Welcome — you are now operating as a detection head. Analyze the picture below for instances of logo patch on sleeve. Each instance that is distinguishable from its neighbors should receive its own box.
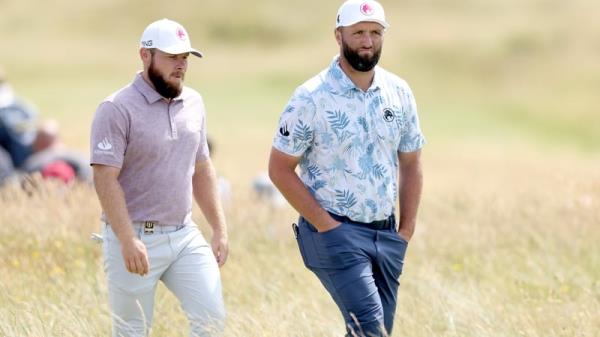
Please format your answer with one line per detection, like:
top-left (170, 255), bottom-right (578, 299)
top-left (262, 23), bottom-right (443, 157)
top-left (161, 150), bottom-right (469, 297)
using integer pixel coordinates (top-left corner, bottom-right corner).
top-left (97, 137), bottom-right (113, 151)
top-left (279, 123), bottom-right (290, 137)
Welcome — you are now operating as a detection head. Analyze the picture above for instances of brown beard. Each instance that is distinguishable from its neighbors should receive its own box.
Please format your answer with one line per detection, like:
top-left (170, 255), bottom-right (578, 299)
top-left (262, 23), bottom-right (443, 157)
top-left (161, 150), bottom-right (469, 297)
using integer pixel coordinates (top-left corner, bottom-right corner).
top-left (341, 37), bottom-right (382, 72)
top-left (148, 59), bottom-right (183, 99)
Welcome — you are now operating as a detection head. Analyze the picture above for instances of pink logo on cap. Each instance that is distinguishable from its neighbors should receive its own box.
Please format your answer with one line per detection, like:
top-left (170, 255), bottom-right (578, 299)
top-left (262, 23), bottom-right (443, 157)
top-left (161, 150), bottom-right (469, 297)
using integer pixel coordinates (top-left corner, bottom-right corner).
top-left (176, 27), bottom-right (186, 40)
top-left (360, 2), bottom-right (374, 16)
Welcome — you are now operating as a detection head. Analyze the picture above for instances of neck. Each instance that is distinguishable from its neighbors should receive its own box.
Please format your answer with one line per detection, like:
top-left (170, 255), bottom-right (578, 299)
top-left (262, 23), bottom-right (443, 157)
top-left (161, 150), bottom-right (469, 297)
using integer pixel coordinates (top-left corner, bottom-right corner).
top-left (141, 71), bottom-right (154, 90)
top-left (338, 56), bottom-right (375, 92)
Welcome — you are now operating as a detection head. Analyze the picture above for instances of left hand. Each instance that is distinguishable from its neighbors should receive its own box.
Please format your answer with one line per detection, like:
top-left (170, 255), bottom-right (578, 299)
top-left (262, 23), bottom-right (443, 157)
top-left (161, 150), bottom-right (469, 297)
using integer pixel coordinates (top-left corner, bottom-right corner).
top-left (397, 228), bottom-right (412, 243)
top-left (211, 230), bottom-right (229, 267)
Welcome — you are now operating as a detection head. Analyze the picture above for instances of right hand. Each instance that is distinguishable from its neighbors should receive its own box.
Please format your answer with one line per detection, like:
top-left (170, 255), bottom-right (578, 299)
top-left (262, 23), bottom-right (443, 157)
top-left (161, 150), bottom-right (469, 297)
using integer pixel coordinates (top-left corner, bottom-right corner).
top-left (120, 237), bottom-right (149, 276)
top-left (316, 219), bottom-right (342, 233)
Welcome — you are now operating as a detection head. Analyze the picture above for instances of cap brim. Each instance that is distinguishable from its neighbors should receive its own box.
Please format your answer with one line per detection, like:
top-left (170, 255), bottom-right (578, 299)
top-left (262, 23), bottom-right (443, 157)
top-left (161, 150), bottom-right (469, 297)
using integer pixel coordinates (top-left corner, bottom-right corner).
top-left (190, 48), bottom-right (203, 58)
top-left (157, 46), bottom-right (203, 58)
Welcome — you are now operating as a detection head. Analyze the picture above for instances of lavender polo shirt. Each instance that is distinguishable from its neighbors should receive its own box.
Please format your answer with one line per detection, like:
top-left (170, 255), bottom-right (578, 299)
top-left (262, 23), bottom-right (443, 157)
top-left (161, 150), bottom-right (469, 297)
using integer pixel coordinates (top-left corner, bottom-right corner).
top-left (90, 73), bottom-right (209, 225)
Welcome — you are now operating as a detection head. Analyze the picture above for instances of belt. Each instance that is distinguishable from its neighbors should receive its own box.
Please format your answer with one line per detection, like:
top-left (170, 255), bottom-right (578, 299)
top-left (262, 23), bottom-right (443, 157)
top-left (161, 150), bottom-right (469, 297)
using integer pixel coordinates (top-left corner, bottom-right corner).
top-left (329, 212), bottom-right (396, 230)
top-left (133, 221), bottom-right (186, 234)
top-left (106, 221), bottom-right (187, 235)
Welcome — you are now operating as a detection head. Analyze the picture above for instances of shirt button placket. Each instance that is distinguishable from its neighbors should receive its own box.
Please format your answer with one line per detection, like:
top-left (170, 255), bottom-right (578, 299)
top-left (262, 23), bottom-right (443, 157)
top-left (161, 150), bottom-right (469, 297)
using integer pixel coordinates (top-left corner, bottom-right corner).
top-left (168, 103), bottom-right (177, 139)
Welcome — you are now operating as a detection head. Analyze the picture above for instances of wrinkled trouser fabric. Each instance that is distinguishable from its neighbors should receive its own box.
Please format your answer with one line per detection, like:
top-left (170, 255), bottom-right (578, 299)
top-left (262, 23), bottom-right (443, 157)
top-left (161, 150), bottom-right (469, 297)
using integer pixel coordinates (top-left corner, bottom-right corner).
top-left (296, 216), bottom-right (408, 337)
top-left (103, 223), bottom-right (225, 337)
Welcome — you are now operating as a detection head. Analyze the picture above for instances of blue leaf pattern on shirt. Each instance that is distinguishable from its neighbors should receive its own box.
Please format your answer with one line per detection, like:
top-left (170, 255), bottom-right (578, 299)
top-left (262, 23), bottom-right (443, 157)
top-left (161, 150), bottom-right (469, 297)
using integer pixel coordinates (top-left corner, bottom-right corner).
top-left (358, 117), bottom-right (369, 133)
top-left (292, 120), bottom-right (312, 153)
top-left (306, 165), bottom-right (321, 181)
top-left (319, 130), bottom-right (334, 147)
top-left (326, 110), bottom-right (354, 143)
top-left (365, 199), bottom-right (377, 215)
top-left (335, 189), bottom-right (357, 210)
top-left (372, 164), bottom-right (387, 180)
top-left (311, 180), bottom-right (327, 192)
top-left (331, 155), bottom-right (348, 173)
top-left (378, 182), bottom-right (388, 198)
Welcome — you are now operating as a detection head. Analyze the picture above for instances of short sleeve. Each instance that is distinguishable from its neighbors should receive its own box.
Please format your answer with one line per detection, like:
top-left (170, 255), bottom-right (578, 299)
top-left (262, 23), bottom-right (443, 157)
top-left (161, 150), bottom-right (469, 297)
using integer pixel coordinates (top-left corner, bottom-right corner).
top-left (272, 87), bottom-right (316, 157)
top-left (90, 101), bottom-right (128, 168)
top-left (398, 84), bottom-right (426, 153)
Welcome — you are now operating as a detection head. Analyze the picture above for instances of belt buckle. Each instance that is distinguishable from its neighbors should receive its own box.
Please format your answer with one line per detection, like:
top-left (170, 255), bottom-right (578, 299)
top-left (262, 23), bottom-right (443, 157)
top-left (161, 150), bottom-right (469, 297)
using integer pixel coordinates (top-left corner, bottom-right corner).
top-left (144, 221), bottom-right (156, 234)
top-left (370, 218), bottom-right (389, 230)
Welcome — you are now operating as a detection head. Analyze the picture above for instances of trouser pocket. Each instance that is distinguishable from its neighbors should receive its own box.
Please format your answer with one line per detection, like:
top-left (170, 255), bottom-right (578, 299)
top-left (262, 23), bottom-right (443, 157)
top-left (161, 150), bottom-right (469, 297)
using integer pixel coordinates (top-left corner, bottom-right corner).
top-left (380, 229), bottom-right (408, 278)
top-left (296, 217), bottom-right (365, 269)
top-left (294, 219), bottom-right (321, 269)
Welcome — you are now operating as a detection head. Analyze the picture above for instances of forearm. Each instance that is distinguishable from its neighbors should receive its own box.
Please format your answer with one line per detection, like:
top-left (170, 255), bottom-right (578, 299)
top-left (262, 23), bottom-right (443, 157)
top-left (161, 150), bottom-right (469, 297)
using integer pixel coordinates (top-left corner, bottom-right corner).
top-left (93, 172), bottom-right (134, 242)
top-left (269, 161), bottom-right (338, 231)
top-left (398, 160), bottom-right (423, 240)
top-left (193, 160), bottom-right (227, 236)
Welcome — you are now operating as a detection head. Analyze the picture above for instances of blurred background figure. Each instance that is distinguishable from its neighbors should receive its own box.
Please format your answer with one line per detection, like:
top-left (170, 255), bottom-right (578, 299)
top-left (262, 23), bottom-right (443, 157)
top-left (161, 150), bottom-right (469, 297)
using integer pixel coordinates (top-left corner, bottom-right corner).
top-left (0, 146), bottom-right (14, 185)
top-left (0, 66), bottom-right (90, 186)
top-left (0, 66), bottom-right (42, 169)
top-left (252, 172), bottom-right (286, 209)
top-left (22, 148), bottom-right (91, 184)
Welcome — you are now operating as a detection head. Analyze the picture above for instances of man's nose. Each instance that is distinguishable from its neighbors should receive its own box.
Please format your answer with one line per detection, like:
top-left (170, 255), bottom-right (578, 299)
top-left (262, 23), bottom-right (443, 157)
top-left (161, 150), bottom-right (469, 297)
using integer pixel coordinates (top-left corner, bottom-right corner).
top-left (176, 58), bottom-right (187, 70)
top-left (361, 35), bottom-right (374, 48)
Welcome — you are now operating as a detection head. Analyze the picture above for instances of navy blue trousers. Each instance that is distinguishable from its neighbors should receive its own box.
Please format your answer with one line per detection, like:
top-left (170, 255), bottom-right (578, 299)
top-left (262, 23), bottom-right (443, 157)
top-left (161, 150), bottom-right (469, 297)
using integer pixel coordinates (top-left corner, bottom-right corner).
top-left (295, 216), bottom-right (408, 337)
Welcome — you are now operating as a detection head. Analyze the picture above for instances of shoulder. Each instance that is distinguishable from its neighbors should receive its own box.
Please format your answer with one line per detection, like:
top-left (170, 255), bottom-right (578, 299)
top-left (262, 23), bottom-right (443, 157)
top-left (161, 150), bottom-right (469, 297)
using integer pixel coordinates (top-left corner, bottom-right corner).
top-left (103, 82), bottom-right (139, 104)
top-left (377, 66), bottom-right (412, 92)
top-left (301, 68), bottom-right (330, 93)
top-left (290, 67), bottom-right (330, 103)
top-left (377, 67), bottom-right (410, 88)
top-left (96, 82), bottom-right (142, 117)
top-left (180, 86), bottom-right (204, 104)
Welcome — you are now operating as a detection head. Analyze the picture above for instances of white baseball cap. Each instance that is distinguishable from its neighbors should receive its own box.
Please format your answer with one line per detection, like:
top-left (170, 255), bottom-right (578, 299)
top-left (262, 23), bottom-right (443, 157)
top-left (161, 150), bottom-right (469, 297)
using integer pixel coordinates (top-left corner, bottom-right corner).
top-left (336, 0), bottom-right (389, 29)
top-left (140, 18), bottom-right (203, 58)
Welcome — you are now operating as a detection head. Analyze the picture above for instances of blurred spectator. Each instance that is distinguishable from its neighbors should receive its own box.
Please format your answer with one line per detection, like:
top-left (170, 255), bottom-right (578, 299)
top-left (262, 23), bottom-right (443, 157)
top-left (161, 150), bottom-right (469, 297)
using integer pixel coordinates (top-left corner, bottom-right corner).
top-left (0, 146), bottom-right (14, 185)
top-left (0, 66), bottom-right (42, 168)
top-left (40, 160), bottom-right (76, 184)
top-left (23, 148), bottom-right (92, 183)
top-left (252, 172), bottom-right (286, 208)
top-left (0, 66), bottom-right (90, 186)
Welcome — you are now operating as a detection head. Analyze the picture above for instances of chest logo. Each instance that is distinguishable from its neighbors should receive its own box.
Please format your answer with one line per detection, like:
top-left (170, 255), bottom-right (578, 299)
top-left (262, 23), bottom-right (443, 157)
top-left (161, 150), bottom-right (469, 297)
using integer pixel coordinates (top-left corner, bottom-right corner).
top-left (383, 108), bottom-right (395, 122)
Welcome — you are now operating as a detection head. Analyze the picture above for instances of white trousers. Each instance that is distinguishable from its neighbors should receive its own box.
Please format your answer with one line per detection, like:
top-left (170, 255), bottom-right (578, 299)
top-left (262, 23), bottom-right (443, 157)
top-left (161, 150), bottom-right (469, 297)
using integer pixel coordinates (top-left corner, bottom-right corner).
top-left (102, 223), bottom-right (225, 337)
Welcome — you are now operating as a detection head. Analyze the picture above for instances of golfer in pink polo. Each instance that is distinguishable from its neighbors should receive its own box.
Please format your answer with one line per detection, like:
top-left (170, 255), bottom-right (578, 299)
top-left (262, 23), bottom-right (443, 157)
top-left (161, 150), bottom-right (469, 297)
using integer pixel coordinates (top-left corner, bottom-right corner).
top-left (90, 19), bottom-right (228, 337)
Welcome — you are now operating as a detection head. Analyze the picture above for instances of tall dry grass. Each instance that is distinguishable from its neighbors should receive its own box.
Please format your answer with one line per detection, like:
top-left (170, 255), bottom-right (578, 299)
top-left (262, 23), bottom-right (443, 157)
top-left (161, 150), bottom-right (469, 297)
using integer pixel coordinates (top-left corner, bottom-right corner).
top-left (1, 147), bottom-right (598, 336)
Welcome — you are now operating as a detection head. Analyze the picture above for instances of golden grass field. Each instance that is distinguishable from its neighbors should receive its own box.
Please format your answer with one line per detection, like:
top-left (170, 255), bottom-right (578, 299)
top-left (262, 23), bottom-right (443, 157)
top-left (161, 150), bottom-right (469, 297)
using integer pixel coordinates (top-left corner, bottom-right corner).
top-left (1, 0), bottom-right (599, 336)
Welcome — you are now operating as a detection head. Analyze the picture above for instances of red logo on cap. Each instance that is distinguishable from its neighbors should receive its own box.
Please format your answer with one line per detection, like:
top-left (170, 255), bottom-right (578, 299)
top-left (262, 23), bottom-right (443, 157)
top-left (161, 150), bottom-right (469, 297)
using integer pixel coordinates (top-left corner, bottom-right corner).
top-left (176, 27), bottom-right (186, 40)
top-left (360, 2), bottom-right (374, 16)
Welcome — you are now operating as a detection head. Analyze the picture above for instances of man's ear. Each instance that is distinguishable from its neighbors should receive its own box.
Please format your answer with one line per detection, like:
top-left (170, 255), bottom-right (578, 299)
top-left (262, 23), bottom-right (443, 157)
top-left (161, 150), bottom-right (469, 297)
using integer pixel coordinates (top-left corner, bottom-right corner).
top-left (334, 28), bottom-right (343, 47)
top-left (140, 48), bottom-right (151, 63)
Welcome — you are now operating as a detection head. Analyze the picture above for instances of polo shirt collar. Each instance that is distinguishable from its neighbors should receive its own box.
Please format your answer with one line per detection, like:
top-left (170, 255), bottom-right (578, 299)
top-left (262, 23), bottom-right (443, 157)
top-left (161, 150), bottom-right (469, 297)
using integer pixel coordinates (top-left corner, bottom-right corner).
top-left (133, 72), bottom-right (184, 104)
top-left (326, 55), bottom-right (382, 94)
